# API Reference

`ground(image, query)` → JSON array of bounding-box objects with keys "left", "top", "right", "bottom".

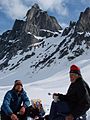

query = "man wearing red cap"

[
  {"left": 1, "top": 80, "right": 30, "bottom": 120},
  {"left": 49, "top": 65, "right": 90, "bottom": 120}
]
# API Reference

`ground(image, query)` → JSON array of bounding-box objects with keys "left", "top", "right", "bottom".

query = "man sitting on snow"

[
  {"left": 49, "top": 64, "right": 90, "bottom": 120},
  {"left": 1, "top": 80, "right": 30, "bottom": 120}
]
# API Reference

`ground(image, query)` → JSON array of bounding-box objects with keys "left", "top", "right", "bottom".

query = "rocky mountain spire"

[
  {"left": 6, "top": 3, "right": 62, "bottom": 40},
  {"left": 24, "top": 3, "right": 62, "bottom": 35},
  {"left": 75, "top": 7, "right": 90, "bottom": 32},
  {"left": 26, "top": 3, "right": 40, "bottom": 21}
]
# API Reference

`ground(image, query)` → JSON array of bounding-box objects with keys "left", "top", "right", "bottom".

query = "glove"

[
  {"left": 65, "top": 114, "right": 74, "bottom": 120},
  {"left": 53, "top": 93, "right": 59, "bottom": 102},
  {"left": 19, "top": 106, "right": 26, "bottom": 115},
  {"left": 11, "top": 114, "right": 18, "bottom": 120}
]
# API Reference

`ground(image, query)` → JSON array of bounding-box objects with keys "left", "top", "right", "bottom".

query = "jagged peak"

[
  {"left": 32, "top": 3, "right": 40, "bottom": 9},
  {"left": 75, "top": 7, "right": 90, "bottom": 32},
  {"left": 26, "top": 3, "right": 42, "bottom": 20},
  {"left": 80, "top": 7, "right": 90, "bottom": 18},
  {"left": 25, "top": 3, "right": 62, "bottom": 33},
  {"left": 84, "top": 7, "right": 90, "bottom": 13},
  {"left": 69, "top": 21, "right": 76, "bottom": 27}
]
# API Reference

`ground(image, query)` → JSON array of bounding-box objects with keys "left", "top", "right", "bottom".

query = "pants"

[
  {"left": 49, "top": 101, "right": 87, "bottom": 120},
  {"left": 1, "top": 109, "right": 27, "bottom": 120},
  {"left": 49, "top": 101, "right": 70, "bottom": 120}
]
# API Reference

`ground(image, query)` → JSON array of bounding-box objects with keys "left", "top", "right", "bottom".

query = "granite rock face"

[
  {"left": 24, "top": 4, "right": 62, "bottom": 36},
  {"left": 7, "top": 3, "right": 62, "bottom": 41},
  {"left": 75, "top": 7, "right": 90, "bottom": 32}
]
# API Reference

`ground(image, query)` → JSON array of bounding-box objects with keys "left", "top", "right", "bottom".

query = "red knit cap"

[{"left": 70, "top": 64, "right": 81, "bottom": 75}]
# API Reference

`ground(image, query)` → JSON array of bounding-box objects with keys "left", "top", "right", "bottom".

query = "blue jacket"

[{"left": 1, "top": 89, "right": 30, "bottom": 115}]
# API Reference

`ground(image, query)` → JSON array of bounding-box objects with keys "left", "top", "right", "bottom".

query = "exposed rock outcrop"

[
  {"left": 24, "top": 3, "right": 62, "bottom": 36},
  {"left": 75, "top": 7, "right": 90, "bottom": 32}
]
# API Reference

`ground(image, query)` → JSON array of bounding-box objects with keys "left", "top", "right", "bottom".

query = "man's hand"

[
  {"left": 53, "top": 93, "right": 59, "bottom": 102},
  {"left": 11, "top": 113, "right": 18, "bottom": 120},
  {"left": 65, "top": 114, "right": 74, "bottom": 120},
  {"left": 19, "top": 106, "right": 25, "bottom": 115}
]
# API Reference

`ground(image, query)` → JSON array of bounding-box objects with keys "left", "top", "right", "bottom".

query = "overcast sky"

[{"left": 0, "top": 0, "right": 90, "bottom": 34}]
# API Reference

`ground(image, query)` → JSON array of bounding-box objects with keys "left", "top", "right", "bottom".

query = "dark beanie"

[
  {"left": 14, "top": 80, "right": 23, "bottom": 87},
  {"left": 70, "top": 64, "right": 81, "bottom": 75}
]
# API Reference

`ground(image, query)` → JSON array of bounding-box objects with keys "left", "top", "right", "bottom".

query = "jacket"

[
  {"left": 58, "top": 77, "right": 90, "bottom": 118},
  {"left": 1, "top": 88, "right": 30, "bottom": 115}
]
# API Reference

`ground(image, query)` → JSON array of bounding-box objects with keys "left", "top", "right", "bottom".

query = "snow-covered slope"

[{"left": 0, "top": 29, "right": 90, "bottom": 86}]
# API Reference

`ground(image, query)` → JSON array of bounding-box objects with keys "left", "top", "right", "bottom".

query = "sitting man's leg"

[
  {"left": 1, "top": 109, "right": 11, "bottom": 120},
  {"left": 49, "top": 101, "right": 70, "bottom": 120}
]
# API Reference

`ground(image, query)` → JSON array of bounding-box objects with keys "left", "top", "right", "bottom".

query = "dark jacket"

[
  {"left": 58, "top": 77, "right": 90, "bottom": 118},
  {"left": 1, "top": 88, "right": 30, "bottom": 116}
]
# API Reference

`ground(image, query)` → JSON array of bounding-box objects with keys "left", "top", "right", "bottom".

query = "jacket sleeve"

[
  {"left": 21, "top": 90, "right": 30, "bottom": 108},
  {"left": 58, "top": 93, "right": 67, "bottom": 101},
  {"left": 2, "top": 91, "right": 13, "bottom": 115}
]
